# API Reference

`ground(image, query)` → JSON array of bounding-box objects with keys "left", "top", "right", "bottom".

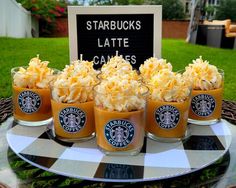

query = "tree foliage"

[
  {"left": 89, "top": 0, "right": 185, "bottom": 19},
  {"left": 148, "top": 0, "right": 185, "bottom": 20},
  {"left": 215, "top": 0, "right": 236, "bottom": 21},
  {"left": 16, "top": 0, "right": 67, "bottom": 35}
]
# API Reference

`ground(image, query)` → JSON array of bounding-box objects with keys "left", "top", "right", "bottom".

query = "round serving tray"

[{"left": 6, "top": 118, "right": 231, "bottom": 183}]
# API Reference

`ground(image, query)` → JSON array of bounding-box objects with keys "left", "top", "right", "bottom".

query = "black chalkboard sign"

[
  {"left": 76, "top": 14, "right": 153, "bottom": 69},
  {"left": 68, "top": 6, "right": 162, "bottom": 69}
]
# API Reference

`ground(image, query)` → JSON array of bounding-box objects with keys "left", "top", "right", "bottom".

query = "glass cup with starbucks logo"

[
  {"left": 188, "top": 70, "right": 224, "bottom": 125},
  {"left": 50, "top": 85, "right": 95, "bottom": 141},
  {"left": 11, "top": 67, "right": 58, "bottom": 126},
  {"left": 93, "top": 84, "right": 149, "bottom": 155},
  {"left": 146, "top": 87, "right": 192, "bottom": 142}
]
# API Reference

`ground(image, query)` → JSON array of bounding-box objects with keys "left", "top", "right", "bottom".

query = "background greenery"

[
  {"left": 16, "top": 0, "right": 67, "bottom": 35},
  {"left": 0, "top": 37, "right": 235, "bottom": 101},
  {"left": 89, "top": 0, "right": 185, "bottom": 19},
  {"left": 215, "top": 0, "right": 236, "bottom": 21}
]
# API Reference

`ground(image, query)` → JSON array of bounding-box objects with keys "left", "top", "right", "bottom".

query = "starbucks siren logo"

[
  {"left": 18, "top": 91, "right": 41, "bottom": 114},
  {"left": 155, "top": 105, "right": 180, "bottom": 129},
  {"left": 59, "top": 107, "right": 86, "bottom": 133},
  {"left": 105, "top": 119, "right": 135, "bottom": 148},
  {"left": 191, "top": 94, "right": 216, "bottom": 117}
]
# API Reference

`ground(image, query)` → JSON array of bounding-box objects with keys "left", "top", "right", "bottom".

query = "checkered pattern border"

[{"left": 6, "top": 119, "right": 231, "bottom": 182}]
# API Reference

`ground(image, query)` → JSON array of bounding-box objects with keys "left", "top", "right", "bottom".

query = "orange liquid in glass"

[
  {"left": 189, "top": 88, "right": 223, "bottom": 121},
  {"left": 146, "top": 98, "right": 191, "bottom": 138},
  {"left": 94, "top": 106, "right": 145, "bottom": 152},
  {"left": 12, "top": 86, "right": 51, "bottom": 121},
  {"left": 51, "top": 100, "right": 95, "bottom": 139}
]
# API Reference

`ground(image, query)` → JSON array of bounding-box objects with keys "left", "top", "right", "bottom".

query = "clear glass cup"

[
  {"left": 97, "top": 69, "right": 141, "bottom": 82},
  {"left": 146, "top": 87, "right": 192, "bottom": 142},
  {"left": 188, "top": 69, "right": 224, "bottom": 125},
  {"left": 11, "top": 67, "right": 59, "bottom": 126},
  {"left": 93, "top": 84, "right": 149, "bottom": 155},
  {"left": 50, "top": 85, "right": 95, "bottom": 141}
]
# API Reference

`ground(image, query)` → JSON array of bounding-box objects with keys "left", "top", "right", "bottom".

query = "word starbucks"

[
  {"left": 86, "top": 20, "right": 141, "bottom": 31},
  {"left": 87, "top": 20, "right": 142, "bottom": 48},
  {"left": 86, "top": 20, "right": 142, "bottom": 64}
]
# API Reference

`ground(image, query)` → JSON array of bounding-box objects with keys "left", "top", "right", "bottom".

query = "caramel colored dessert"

[
  {"left": 140, "top": 61, "right": 191, "bottom": 139},
  {"left": 13, "top": 86, "right": 51, "bottom": 121},
  {"left": 12, "top": 55, "right": 55, "bottom": 123},
  {"left": 51, "top": 100, "right": 94, "bottom": 139},
  {"left": 183, "top": 56, "right": 223, "bottom": 122},
  {"left": 189, "top": 88, "right": 223, "bottom": 121},
  {"left": 94, "top": 55, "right": 147, "bottom": 154},
  {"left": 94, "top": 106, "right": 145, "bottom": 152},
  {"left": 146, "top": 98, "right": 191, "bottom": 138},
  {"left": 51, "top": 60, "right": 98, "bottom": 139}
]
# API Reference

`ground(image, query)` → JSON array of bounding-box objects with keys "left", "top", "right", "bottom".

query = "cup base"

[
  {"left": 98, "top": 145, "right": 142, "bottom": 156},
  {"left": 188, "top": 118, "right": 220, "bottom": 125},
  {"left": 55, "top": 133, "right": 95, "bottom": 142},
  {"left": 14, "top": 118, "right": 52, "bottom": 127},
  {"left": 146, "top": 128, "right": 191, "bottom": 143}
]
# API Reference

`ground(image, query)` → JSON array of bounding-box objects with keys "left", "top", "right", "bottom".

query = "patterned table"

[{"left": 6, "top": 118, "right": 231, "bottom": 182}]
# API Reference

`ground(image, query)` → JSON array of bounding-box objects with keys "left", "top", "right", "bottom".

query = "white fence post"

[{"left": 0, "top": 0, "right": 39, "bottom": 38}]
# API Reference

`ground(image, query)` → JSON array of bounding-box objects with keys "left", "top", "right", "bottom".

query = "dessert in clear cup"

[
  {"left": 94, "top": 57, "right": 148, "bottom": 155},
  {"left": 51, "top": 59, "right": 99, "bottom": 141},
  {"left": 11, "top": 55, "right": 57, "bottom": 126},
  {"left": 183, "top": 56, "right": 224, "bottom": 125},
  {"left": 140, "top": 58, "right": 192, "bottom": 141}
]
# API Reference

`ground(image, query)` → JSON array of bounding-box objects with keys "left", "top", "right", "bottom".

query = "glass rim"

[
  {"left": 179, "top": 68, "right": 224, "bottom": 75},
  {"left": 11, "top": 66, "right": 60, "bottom": 75},
  {"left": 50, "top": 80, "right": 99, "bottom": 90},
  {"left": 93, "top": 83, "right": 149, "bottom": 97},
  {"left": 97, "top": 69, "right": 141, "bottom": 80},
  {"left": 146, "top": 83, "right": 192, "bottom": 91}
]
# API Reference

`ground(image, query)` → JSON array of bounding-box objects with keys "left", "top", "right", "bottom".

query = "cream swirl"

[
  {"left": 183, "top": 56, "right": 223, "bottom": 90},
  {"left": 52, "top": 60, "right": 99, "bottom": 103},
  {"left": 148, "top": 69, "right": 191, "bottom": 102},
  {"left": 13, "top": 55, "right": 54, "bottom": 89},
  {"left": 94, "top": 77, "right": 147, "bottom": 112},
  {"left": 139, "top": 57, "right": 172, "bottom": 82},
  {"left": 99, "top": 55, "right": 139, "bottom": 80}
]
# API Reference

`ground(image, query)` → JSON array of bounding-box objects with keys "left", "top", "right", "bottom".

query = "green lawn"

[{"left": 0, "top": 37, "right": 236, "bottom": 101}]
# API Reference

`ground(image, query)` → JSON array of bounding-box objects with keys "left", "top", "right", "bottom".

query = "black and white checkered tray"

[{"left": 6, "top": 119, "right": 231, "bottom": 182}]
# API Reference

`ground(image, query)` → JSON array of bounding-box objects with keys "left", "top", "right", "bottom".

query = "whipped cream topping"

[
  {"left": 94, "top": 77, "right": 147, "bottom": 112},
  {"left": 99, "top": 55, "right": 139, "bottom": 80},
  {"left": 140, "top": 57, "right": 172, "bottom": 82},
  {"left": 148, "top": 69, "right": 191, "bottom": 102},
  {"left": 52, "top": 60, "right": 99, "bottom": 103},
  {"left": 183, "top": 56, "right": 223, "bottom": 90},
  {"left": 13, "top": 55, "right": 54, "bottom": 89}
]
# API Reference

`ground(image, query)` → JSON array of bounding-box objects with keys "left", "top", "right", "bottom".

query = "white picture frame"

[{"left": 68, "top": 5, "right": 162, "bottom": 64}]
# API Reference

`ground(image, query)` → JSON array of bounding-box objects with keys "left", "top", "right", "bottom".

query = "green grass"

[{"left": 0, "top": 37, "right": 236, "bottom": 100}]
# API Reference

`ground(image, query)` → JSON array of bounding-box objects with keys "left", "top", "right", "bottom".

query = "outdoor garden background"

[{"left": 0, "top": 0, "right": 236, "bottom": 187}]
